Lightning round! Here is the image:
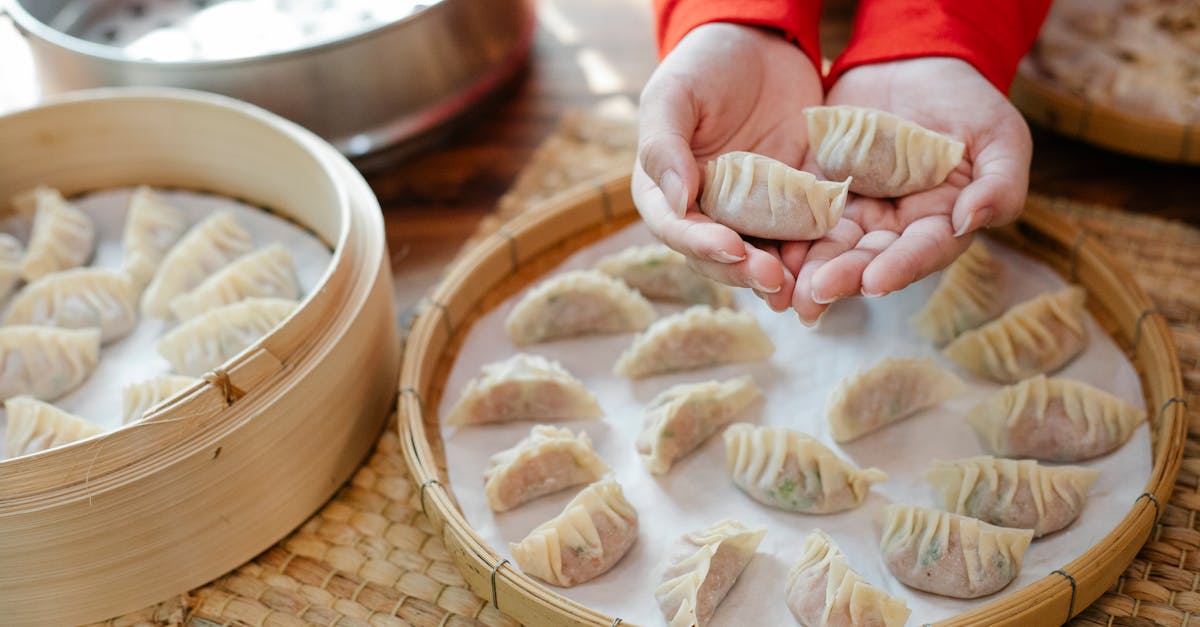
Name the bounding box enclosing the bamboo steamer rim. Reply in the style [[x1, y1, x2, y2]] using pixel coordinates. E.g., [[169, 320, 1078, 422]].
[[398, 173, 1187, 627]]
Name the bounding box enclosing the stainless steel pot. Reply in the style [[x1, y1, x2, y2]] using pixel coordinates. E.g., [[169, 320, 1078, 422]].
[[4, 0, 535, 160]]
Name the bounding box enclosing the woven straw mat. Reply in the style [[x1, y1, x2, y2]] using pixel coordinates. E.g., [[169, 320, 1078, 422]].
[[101, 111, 1198, 627]]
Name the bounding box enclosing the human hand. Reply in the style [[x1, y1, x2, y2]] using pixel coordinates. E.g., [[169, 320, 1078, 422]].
[[633, 23, 824, 311], [784, 57, 1032, 324]]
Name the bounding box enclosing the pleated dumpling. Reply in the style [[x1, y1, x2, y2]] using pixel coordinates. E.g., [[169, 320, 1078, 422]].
[[445, 353, 602, 426], [141, 211, 253, 318], [637, 375, 761, 475], [169, 244, 300, 320], [510, 477, 638, 587], [595, 244, 734, 308], [925, 456, 1100, 537], [967, 375, 1145, 462], [0, 233, 24, 302], [723, 423, 887, 514], [5, 268, 138, 343], [911, 240, 1008, 346], [122, 375, 201, 424], [483, 425, 610, 512], [156, 297, 297, 376], [18, 186, 95, 281], [505, 270, 656, 345], [944, 286, 1089, 383], [614, 306, 773, 378], [826, 357, 965, 443], [805, 106, 965, 198], [786, 530, 911, 627], [5, 396, 104, 458], [121, 186, 189, 290], [0, 326, 100, 401], [656, 520, 766, 627], [699, 151, 849, 240], [880, 504, 1033, 599]]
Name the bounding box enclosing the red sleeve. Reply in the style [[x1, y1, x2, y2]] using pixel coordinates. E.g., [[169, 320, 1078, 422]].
[[827, 0, 1052, 93], [654, 0, 824, 71]]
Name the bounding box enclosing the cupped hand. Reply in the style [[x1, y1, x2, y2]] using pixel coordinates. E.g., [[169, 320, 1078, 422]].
[[785, 57, 1033, 324], [633, 23, 825, 311]]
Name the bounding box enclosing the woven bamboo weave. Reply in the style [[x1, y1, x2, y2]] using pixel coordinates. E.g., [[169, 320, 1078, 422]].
[[99, 114, 1198, 627]]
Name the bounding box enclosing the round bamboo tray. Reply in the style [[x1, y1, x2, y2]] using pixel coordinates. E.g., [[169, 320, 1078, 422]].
[[1011, 67, 1200, 164], [399, 173, 1187, 626], [0, 89, 400, 625]]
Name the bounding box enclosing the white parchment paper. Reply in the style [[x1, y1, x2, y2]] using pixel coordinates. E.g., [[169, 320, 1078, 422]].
[[438, 222, 1149, 626], [0, 187, 333, 459]]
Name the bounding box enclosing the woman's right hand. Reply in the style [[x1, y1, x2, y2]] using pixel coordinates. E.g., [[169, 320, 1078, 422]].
[[633, 23, 825, 312]]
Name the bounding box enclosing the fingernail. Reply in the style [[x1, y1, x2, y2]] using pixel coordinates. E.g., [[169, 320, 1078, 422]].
[[955, 207, 992, 237], [798, 312, 817, 327], [861, 287, 886, 297], [660, 169, 687, 217], [710, 248, 746, 263], [749, 279, 781, 294], [812, 290, 838, 305]]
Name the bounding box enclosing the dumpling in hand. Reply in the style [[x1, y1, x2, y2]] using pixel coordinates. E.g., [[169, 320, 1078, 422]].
[[699, 151, 849, 240], [925, 456, 1100, 537], [122, 375, 201, 424], [0, 233, 24, 302], [0, 326, 100, 401], [17, 187, 95, 281], [156, 298, 297, 376], [805, 106, 965, 198], [786, 530, 910, 627], [638, 375, 761, 474], [483, 425, 610, 512], [944, 286, 1088, 383], [880, 504, 1033, 599], [911, 240, 1008, 346], [5, 396, 104, 458], [614, 306, 773, 378], [510, 477, 638, 587], [121, 186, 189, 291], [967, 375, 1145, 462], [141, 211, 254, 318], [5, 268, 138, 343], [505, 269, 656, 345], [724, 423, 887, 513], [445, 353, 602, 426], [595, 244, 734, 308], [826, 357, 965, 443], [169, 244, 300, 320], [656, 519, 766, 627]]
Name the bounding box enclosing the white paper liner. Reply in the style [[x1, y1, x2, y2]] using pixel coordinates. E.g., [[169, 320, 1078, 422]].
[[438, 222, 1149, 626], [0, 187, 333, 459]]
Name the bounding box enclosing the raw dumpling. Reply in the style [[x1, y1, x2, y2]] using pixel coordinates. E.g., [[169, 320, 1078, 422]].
[[826, 357, 965, 443], [18, 187, 95, 281], [0, 326, 100, 401], [156, 297, 297, 376], [786, 530, 911, 627], [141, 211, 254, 318], [944, 286, 1089, 383], [805, 106, 965, 198], [638, 375, 761, 474], [656, 520, 766, 627], [724, 423, 887, 513], [445, 353, 602, 426], [614, 306, 773, 378], [121, 186, 189, 290], [510, 477, 638, 587], [911, 240, 1008, 346], [5, 268, 138, 343], [5, 396, 104, 458], [0, 233, 24, 302], [505, 269, 656, 345], [699, 151, 849, 239], [967, 375, 1146, 462], [925, 456, 1100, 537], [122, 375, 201, 424], [880, 504, 1033, 599], [595, 244, 734, 308], [483, 425, 610, 512], [169, 244, 300, 320]]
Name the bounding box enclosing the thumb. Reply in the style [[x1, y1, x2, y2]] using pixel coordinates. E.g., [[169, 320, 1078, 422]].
[[637, 72, 701, 217], [951, 118, 1032, 236]]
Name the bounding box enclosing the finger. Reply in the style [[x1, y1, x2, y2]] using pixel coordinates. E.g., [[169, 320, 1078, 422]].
[[779, 240, 812, 277], [632, 163, 748, 263], [862, 216, 975, 296], [638, 72, 701, 217], [751, 243, 795, 312], [685, 242, 788, 295], [951, 115, 1032, 236], [810, 229, 900, 302], [791, 220, 864, 324]]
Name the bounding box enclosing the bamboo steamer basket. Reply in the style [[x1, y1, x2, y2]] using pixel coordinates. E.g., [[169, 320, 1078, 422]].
[[0, 89, 400, 626], [399, 174, 1187, 626]]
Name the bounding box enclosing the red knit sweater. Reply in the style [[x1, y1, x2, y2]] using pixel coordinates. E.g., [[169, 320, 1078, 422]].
[[653, 0, 1053, 93]]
